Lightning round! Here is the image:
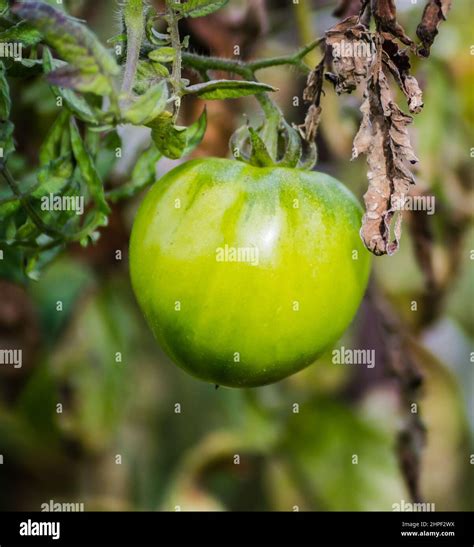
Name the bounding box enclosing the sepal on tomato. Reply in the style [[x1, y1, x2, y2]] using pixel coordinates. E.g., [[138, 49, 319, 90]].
[[229, 119, 317, 170]]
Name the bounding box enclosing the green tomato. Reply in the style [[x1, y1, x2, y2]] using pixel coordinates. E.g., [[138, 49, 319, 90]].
[[130, 158, 371, 388]]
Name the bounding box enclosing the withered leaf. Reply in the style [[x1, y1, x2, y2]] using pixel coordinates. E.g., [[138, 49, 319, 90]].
[[325, 16, 374, 95], [352, 49, 418, 256], [301, 104, 322, 143], [382, 41, 423, 114], [372, 0, 416, 48], [416, 0, 453, 57]]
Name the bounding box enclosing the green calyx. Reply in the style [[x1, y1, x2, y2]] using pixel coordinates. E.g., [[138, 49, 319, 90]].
[[229, 118, 317, 170]]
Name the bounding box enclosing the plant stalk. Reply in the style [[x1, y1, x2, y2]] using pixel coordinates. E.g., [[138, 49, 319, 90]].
[[121, 0, 145, 97]]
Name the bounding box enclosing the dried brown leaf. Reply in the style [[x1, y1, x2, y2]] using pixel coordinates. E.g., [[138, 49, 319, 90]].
[[372, 0, 416, 48], [325, 16, 374, 94], [302, 104, 322, 143], [416, 0, 453, 57], [353, 48, 418, 255]]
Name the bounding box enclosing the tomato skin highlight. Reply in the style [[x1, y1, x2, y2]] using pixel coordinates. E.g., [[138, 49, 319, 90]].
[[130, 158, 371, 387]]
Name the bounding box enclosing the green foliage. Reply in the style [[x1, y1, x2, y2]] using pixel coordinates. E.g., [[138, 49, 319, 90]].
[[36, 110, 74, 196], [171, 0, 229, 19], [149, 109, 207, 160], [148, 47, 176, 64], [69, 118, 110, 215], [134, 60, 169, 95], [0, 21, 42, 47], [42, 48, 98, 124], [12, 2, 119, 96], [0, 0, 303, 278], [123, 80, 168, 125], [184, 79, 278, 99], [247, 127, 274, 167]]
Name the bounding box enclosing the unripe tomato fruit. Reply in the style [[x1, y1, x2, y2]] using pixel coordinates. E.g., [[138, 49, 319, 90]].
[[130, 158, 371, 387]]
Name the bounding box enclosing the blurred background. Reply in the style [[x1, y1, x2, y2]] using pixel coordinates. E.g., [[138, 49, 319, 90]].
[[0, 0, 472, 511]]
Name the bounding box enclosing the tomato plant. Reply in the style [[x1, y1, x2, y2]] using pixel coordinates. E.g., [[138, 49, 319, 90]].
[[130, 158, 371, 387], [0, 0, 446, 390]]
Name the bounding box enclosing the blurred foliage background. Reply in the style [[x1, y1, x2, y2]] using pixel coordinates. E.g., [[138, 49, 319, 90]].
[[0, 0, 472, 511]]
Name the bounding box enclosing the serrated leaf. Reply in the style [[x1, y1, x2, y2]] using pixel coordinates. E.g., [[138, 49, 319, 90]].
[[123, 80, 168, 125], [184, 79, 277, 100], [148, 47, 175, 64], [43, 48, 98, 124], [134, 60, 169, 95], [149, 114, 187, 159], [148, 108, 207, 160], [0, 20, 42, 47], [69, 118, 110, 214], [173, 0, 229, 18], [12, 1, 119, 96]]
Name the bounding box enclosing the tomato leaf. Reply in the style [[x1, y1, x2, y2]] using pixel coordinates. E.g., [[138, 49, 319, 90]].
[[172, 0, 229, 18], [149, 108, 207, 160], [35, 110, 74, 196], [134, 60, 169, 95], [184, 79, 277, 100], [182, 108, 207, 156], [123, 80, 168, 125], [12, 1, 119, 96], [43, 48, 98, 124], [69, 118, 110, 214], [0, 20, 42, 47], [39, 110, 71, 165], [149, 114, 188, 159], [148, 47, 176, 64]]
